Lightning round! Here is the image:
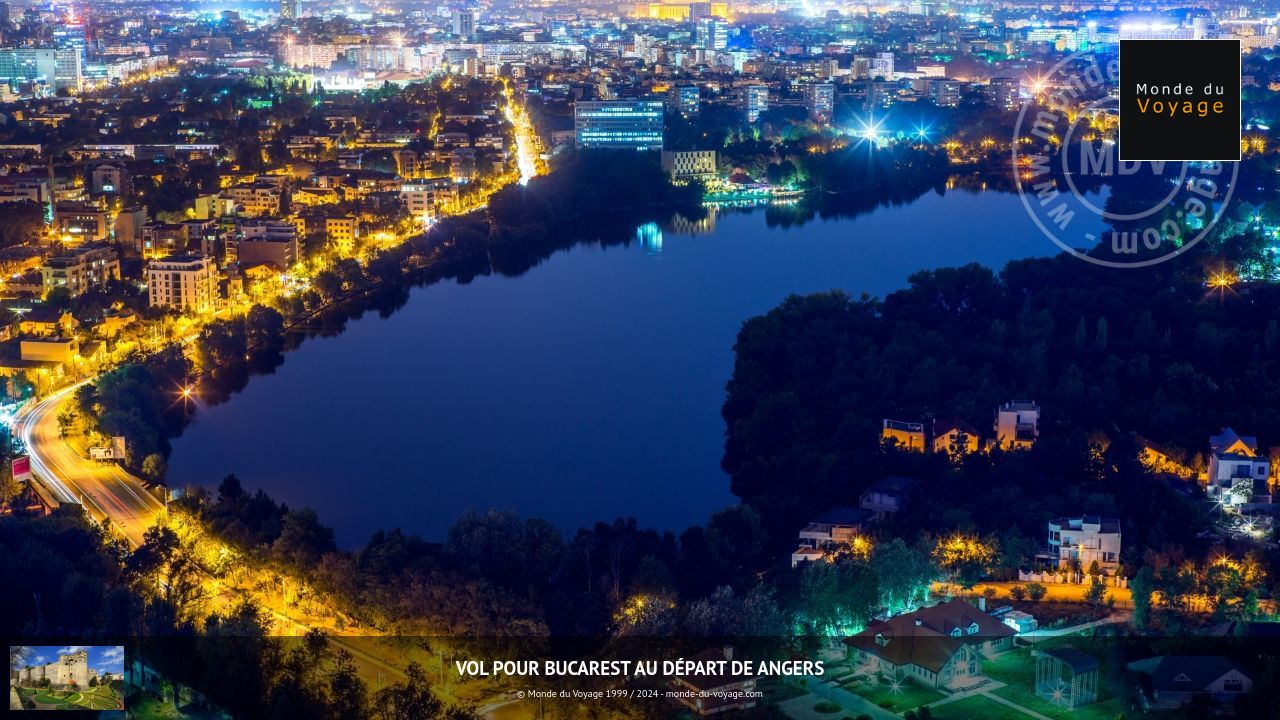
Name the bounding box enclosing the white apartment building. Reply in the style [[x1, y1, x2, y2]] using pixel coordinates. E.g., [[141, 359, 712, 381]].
[[147, 255, 217, 313]]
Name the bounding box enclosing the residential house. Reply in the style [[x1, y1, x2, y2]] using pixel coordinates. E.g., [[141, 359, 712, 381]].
[[791, 506, 872, 567], [18, 306, 78, 337], [882, 418, 926, 452], [1127, 656, 1252, 710], [994, 401, 1039, 449], [1046, 516, 1121, 577], [669, 646, 756, 716], [932, 418, 981, 454], [860, 476, 919, 520], [92, 307, 138, 339], [1207, 428, 1270, 508], [845, 599, 1015, 691]]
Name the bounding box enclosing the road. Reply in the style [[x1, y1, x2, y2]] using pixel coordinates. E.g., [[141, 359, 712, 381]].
[[16, 381, 165, 548], [14, 382, 410, 684]]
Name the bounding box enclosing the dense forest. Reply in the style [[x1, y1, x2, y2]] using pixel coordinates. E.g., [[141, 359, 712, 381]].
[[720, 251, 1280, 558]]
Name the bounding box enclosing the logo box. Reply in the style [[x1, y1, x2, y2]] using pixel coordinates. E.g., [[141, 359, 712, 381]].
[[1118, 39, 1241, 162]]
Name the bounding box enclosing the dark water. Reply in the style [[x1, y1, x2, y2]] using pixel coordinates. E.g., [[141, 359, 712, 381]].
[[168, 189, 1107, 546]]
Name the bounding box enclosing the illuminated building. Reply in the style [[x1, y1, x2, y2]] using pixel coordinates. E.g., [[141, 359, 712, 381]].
[[742, 84, 768, 122], [791, 505, 872, 567], [632, 2, 729, 21], [988, 76, 1020, 110], [232, 219, 299, 268], [881, 418, 925, 451], [928, 78, 962, 107], [452, 9, 476, 41], [91, 164, 128, 195], [871, 51, 894, 80], [574, 100, 664, 151], [146, 255, 217, 313], [54, 48, 82, 93], [40, 243, 120, 298], [326, 215, 360, 251], [696, 17, 728, 51], [993, 401, 1039, 449], [280, 0, 301, 20], [661, 150, 716, 182], [1206, 427, 1270, 507], [805, 82, 835, 122], [846, 600, 1015, 691], [1046, 516, 1122, 575], [53, 202, 111, 242], [0, 48, 56, 94], [668, 84, 699, 116]]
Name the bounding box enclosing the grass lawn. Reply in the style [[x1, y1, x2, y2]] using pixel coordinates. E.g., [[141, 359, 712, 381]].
[[18, 685, 121, 711], [127, 695, 185, 720], [983, 643, 1128, 720], [931, 695, 1037, 720], [844, 676, 946, 713]]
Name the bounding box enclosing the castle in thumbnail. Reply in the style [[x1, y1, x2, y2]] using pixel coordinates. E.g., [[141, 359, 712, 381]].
[[12, 651, 95, 689]]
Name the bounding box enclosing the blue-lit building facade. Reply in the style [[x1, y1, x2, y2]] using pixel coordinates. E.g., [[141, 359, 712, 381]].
[[574, 100, 664, 151]]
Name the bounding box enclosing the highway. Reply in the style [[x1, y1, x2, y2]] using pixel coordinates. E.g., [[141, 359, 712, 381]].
[[16, 381, 165, 548]]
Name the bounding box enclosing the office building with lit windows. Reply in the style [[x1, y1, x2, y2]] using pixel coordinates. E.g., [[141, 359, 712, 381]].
[[574, 100, 664, 151]]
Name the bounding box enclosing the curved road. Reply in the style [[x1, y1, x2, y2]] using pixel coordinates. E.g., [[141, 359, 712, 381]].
[[14, 383, 410, 684], [16, 381, 165, 548]]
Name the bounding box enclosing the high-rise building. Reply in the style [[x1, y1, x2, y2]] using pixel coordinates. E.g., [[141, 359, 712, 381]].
[[871, 51, 894, 80], [54, 47, 82, 93], [688, 1, 712, 22], [742, 85, 768, 122], [574, 100, 664, 151], [452, 9, 476, 41], [668, 84, 699, 116], [988, 76, 1020, 110], [695, 18, 728, 51], [928, 78, 962, 107], [805, 83, 835, 123], [0, 48, 57, 94], [280, 0, 301, 20]]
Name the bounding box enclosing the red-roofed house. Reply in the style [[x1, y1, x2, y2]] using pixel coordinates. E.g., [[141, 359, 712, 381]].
[[844, 599, 1014, 691]]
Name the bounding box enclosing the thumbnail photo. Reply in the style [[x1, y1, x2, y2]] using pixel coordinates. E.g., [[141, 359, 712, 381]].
[[9, 646, 124, 712]]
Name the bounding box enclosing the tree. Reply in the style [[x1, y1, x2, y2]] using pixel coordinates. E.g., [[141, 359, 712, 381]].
[[141, 453, 167, 483], [372, 662, 443, 720], [1084, 576, 1108, 607], [328, 649, 368, 720], [1025, 582, 1047, 602], [272, 509, 336, 570], [0, 470, 20, 510], [871, 538, 935, 615], [932, 533, 997, 590], [0, 200, 44, 248], [1131, 566, 1154, 630]]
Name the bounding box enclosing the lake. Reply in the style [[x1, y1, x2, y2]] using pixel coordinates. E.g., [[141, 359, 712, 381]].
[[168, 187, 1108, 546]]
